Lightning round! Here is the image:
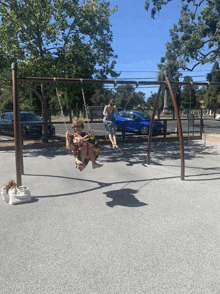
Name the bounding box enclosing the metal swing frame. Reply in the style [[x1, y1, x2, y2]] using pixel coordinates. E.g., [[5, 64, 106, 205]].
[[12, 63, 220, 185]]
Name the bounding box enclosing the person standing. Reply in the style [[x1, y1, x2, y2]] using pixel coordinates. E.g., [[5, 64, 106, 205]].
[[103, 99, 121, 149]]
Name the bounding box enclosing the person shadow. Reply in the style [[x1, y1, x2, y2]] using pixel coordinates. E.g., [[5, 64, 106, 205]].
[[103, 188, 148, 208]]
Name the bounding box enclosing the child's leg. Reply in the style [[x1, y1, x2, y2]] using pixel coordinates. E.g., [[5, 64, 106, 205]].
[[87, 145, 96, 164], [80, 144, 88, 163], [87, 145, 103, 168]]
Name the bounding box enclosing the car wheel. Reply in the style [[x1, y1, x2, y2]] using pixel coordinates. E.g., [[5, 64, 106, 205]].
[[140, 126, 149, 135]]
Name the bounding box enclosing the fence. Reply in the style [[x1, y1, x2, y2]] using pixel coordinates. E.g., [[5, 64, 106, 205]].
[[1, 106, 219, 146], [0, 113, 205, 145]]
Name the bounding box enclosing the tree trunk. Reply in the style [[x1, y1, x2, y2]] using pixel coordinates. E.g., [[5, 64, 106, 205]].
[[27, 82, 54, 144]]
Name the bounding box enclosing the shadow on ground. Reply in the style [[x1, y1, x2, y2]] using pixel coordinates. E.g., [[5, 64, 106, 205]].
[[101, 140, 220, 167], [26, 164, 220, 203], [27, 174, 175, 200], [21, 140, 220, 165], [103, 188, 148, 208]]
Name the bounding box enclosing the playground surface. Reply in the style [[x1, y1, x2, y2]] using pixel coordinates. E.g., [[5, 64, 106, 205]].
[[1, 139, 220, 294]]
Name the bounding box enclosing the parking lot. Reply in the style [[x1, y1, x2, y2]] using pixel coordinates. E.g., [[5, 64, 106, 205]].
[[1, 139, 220, 293]]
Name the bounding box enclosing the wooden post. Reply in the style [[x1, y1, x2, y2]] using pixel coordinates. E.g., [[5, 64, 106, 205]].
[[12, 63, 23, 186]]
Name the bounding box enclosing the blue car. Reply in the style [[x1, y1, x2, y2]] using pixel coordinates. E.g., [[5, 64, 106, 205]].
[[115, 111, 163, 135]]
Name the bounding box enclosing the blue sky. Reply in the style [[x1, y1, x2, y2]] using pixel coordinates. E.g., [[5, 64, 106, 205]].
[[107, 0, 212, 100]]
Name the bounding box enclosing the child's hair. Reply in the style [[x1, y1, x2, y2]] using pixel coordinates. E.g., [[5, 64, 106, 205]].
[[71, 118, 85, 129]]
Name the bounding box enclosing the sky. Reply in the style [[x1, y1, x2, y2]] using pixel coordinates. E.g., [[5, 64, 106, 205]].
[[106, 0, 212, 100]]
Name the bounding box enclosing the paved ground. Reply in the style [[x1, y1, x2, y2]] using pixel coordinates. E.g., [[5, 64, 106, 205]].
[[1, 139, 220, 294]]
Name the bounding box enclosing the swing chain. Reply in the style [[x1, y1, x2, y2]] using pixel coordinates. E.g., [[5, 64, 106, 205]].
[[54, 77, 68, 133], [80, 79, 91, 132], [53, 77, 91, 136]]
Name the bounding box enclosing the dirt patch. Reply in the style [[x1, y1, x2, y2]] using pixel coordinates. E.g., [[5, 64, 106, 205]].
[[202, 134, 220, 143]]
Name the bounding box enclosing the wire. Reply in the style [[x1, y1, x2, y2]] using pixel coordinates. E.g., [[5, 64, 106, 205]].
[[114, 70, 159, 73], [113, 69, 215, 73]]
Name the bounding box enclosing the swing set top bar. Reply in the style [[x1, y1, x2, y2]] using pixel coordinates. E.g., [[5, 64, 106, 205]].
[[17, 77, 163, 85], [17, 76, 220, 87]]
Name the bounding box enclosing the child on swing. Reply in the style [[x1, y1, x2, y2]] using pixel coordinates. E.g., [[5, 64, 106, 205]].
[[66, 118, 103, 171]]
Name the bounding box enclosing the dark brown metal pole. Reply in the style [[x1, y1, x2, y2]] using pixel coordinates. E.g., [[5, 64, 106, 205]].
[[14, 69, 24, 175], [18, 108, 24, 175], [16, 76, 220, 87], [164, 72, 185, 180], [12, 63, 22, 186], [147, 84, 163, 165]]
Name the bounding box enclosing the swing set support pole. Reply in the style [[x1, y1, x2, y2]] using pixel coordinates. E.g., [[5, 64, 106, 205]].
[[164, 73, 185, 180], [147, 74, 185, 180], [12, 63, 23, 186], [147, 84, 163, 165]]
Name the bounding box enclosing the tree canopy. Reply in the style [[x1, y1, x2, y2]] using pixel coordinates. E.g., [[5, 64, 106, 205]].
[[180, 76, 197, 110], [146, 92, 157, 109], [205, 61, 220, 109], [114, 85, 146, 110], [145, 0, 220, 73], [90, 86, 114, 107], [90, 84, 146, 110], [0, 0, 119, 141], [0, 0, 118, 78]]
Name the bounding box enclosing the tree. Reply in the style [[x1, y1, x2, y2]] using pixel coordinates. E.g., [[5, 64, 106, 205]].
[[180, 76, 197, 110], [146, 92, 157, 109], [115, 85, 146, 110], [195, 86, 206, 109], [91, 87, 115, 107], [205, 62, 220, 109], [0, 68, 13, 110], [145, 1, 220, 71], [0, 0, 118, 142], [0, 88, 13, 110]]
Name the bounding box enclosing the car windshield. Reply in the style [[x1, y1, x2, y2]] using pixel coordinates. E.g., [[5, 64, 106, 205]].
[[133, 111, 151, 121], [20, 113, 41, 122]]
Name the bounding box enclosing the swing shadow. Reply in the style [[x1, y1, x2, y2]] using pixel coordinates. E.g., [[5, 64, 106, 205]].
[[103, 188, 148, 208], [24, 173, 176, 199], [24, 166, 220, 203]]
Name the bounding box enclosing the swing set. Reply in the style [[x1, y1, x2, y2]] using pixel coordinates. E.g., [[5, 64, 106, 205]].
[[11, 63, 220, 186]]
